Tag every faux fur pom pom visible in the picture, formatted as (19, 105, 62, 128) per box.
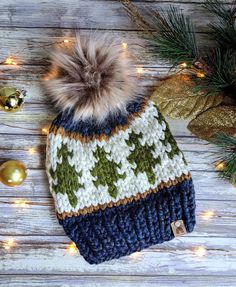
(44, 34, 139, 122)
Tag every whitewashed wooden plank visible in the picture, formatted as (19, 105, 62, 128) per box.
(0, 197, 235, 237)
(0, 29, 151, 66)
(0, 103, 52, 135)
(1, 275, 236, 287)
(0, 1, 233, 31)
(0, 236, 235, 275)
(0, 28, 211, 66)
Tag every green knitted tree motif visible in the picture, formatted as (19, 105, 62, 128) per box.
(154, 107, 187, 164)
(125, 131, 161, 185)
(159, 121, 181, 160)
(154, 106, 166, 126)
(91, 146, 126, 198)
(49, 143, 84, 208)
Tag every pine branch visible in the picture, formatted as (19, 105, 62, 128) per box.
(194, 49, 236, 97)
(149, 6, 198, 65)
(203, 0, 236, 49)
(214, 133, 236, 180)
(120, 0, 198, 66)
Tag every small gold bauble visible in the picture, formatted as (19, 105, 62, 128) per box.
(0, 160, 27, 187)
(0, 87, 26, 112)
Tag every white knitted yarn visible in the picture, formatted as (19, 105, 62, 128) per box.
(46, 101, 189, 214)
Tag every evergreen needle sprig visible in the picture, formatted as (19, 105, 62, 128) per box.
(149, 6, 198, 66)
(120, 0, 198, 66)
(195, 49, 236, 96)
(203, 0, 236, 49)
(214, 133, 236, 180)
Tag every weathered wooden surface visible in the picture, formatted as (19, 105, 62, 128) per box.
(1, 276, 236, 287)
(0, 1, 236, 286)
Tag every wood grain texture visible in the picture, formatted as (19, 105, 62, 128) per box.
(0, 0, 236, 286)
(0, 28, 211, 66)
(0, 236, 236, 275)
(0, 275, 236, 287)
(0, 1, 224, 30)
(1, 275, 236, 287)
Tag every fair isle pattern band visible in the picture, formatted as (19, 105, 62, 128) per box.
(46, 100, 190, 216)
(57, 173, 191, 219)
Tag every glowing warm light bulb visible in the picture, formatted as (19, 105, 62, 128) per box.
(67, 242, 77, 255)
(5, 57, 14, 65)
(42, 128, 49, 134)
(137, 67, 144, 75)
(28, 148, 36, 154)
(130, 251, 142, 259)
(180, 62, 188, 68)
(201, 210, 215, 220)
(4, 57, 17, 65)
(196, 72, 205, 78)
(122, 42, 128, 49)
(3, 238, 16, 250)
(14, 199, 29, 208)
(215, 161, 225, 171)
(193, 246, 207, 257)
(44, 69, 58, 81)
(64, 39, 69, 43)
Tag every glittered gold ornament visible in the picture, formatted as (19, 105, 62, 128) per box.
(0, 160, 27, 187)
(151, 74, 224, 120)
(0, 87, 26, 112)
(188, 106, 236, 141)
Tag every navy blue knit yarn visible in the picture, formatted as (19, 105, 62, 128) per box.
(59, 178, 196, 264)
(51, 97, 144, 137)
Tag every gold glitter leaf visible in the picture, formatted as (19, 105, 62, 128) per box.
(151, 74, 224, 120)
(188, 106, 236, 141)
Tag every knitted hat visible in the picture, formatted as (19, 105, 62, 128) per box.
(45, 34, 196, 264)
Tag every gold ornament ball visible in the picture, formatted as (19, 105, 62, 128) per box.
(0, 87, 26, 112)
(0, 160, 27, 187)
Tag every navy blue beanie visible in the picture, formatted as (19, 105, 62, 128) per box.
(45, 34, 196, 264)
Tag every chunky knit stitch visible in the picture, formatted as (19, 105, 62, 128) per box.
(46, 98, 196, 264)
(59, 178, 195, 264)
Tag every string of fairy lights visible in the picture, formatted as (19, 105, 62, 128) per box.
(0, 39, 216, 259)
